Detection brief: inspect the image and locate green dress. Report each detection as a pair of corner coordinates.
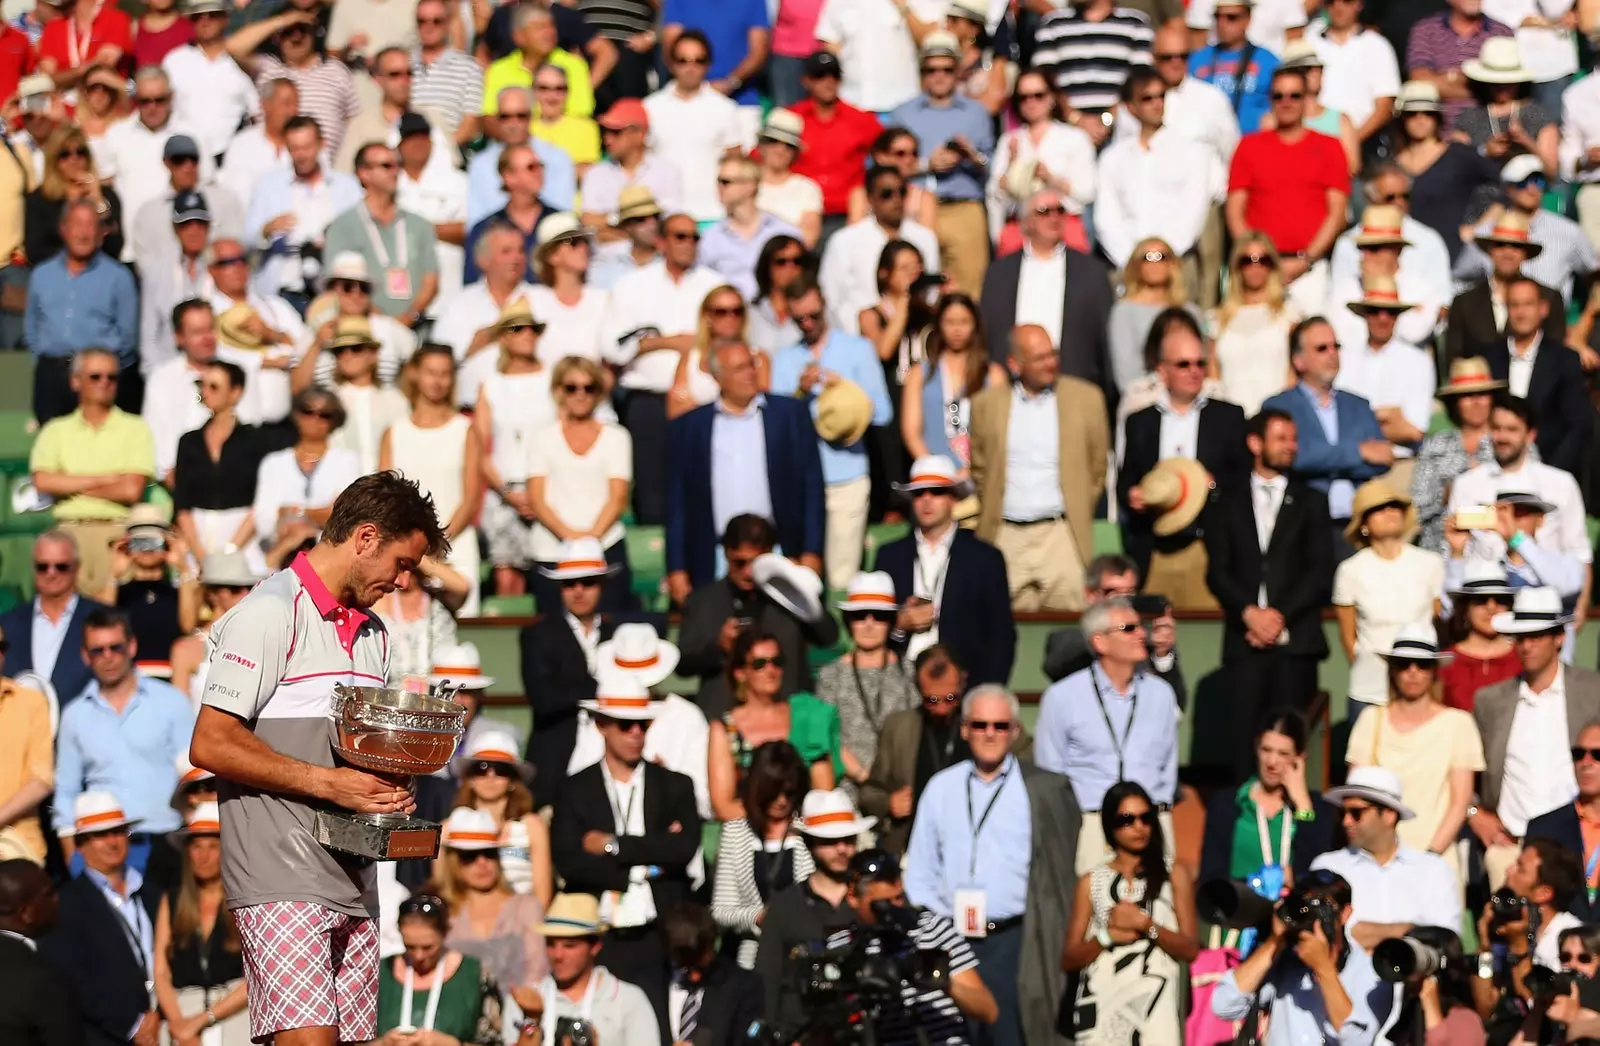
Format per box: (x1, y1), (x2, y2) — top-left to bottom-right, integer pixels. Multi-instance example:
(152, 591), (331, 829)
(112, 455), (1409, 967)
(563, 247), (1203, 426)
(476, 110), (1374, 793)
(725, 692), (846, 779)
(377, 953), (503, 1045)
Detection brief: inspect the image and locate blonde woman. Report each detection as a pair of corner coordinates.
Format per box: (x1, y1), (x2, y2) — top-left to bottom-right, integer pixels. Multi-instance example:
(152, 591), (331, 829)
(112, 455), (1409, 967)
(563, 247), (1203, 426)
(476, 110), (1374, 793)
(1346, 622), (1486, 889)
(381, 345), (484, 615)
(25, 124), (122, 263)
(1109, 238), (1200, 395)
(669, 285), (762, 421)
(527, 213), (608, 364)
(1210, 233), (1300, 415)
(452, 729), (554, 907)
(525, 355), (634, 615)
(473, 299), (558, 596)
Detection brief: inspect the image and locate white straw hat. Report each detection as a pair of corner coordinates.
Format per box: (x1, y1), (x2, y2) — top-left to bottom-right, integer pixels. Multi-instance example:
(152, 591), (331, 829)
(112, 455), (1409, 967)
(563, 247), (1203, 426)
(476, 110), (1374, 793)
(440, 807), (502, 851)
(579, 670), (661, 721)
(595, 623), (680, 689)
(1491, 586), (1572, 634)
(833, 571), (900, 613)
(64, 790), (143, 837)
(538, 537), (620, 581)
(798, 788), (877, 839)
(1323, 766), (1416, 821)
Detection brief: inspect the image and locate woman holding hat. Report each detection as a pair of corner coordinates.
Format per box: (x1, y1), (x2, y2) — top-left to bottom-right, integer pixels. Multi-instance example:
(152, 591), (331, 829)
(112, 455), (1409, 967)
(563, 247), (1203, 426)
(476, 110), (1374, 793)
(1412, 357), (1508, 551)
(1454, 38), (1557, 198)
(1438, 561), (1521, 711)
(376, 893), (504, 1046)
(1345, 622), (1486, 887)
(474, 300), (557, 596)
(669, 285), (762, 421)
(1333, 481), (1446, 719)
(453, 729), (554, 907)
(1389, 82), (1500, 262)
(708, 627), (845, 821)
(1209, 232), (1298, 416)
(429, 807), (549, 1012)
(986, 68), (1095, 251)
(815, 572), (920, 792)
(711, 741), (814, 969)
(755, 111), (822, 246)
(77, 65), (130, 147)
(153, 802), (249, 1045)
(528, 213), (608, 364)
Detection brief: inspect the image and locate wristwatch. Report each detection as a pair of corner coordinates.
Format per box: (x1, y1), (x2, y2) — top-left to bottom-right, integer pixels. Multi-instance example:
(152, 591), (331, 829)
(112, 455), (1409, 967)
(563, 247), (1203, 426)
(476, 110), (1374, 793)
(205, 1010), (218, 1028)
(602, 836), (620, 858)
(1145, 923), (1160, 941)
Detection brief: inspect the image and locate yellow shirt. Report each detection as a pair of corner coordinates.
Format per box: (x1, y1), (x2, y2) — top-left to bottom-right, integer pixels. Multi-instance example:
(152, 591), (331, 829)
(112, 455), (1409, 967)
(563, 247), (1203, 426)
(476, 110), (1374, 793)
(0, 138), (37, 264)
(29, 406), (156, 521)
(482, 49), (594, 119)
(0, 680), (53, 862)
(531, 114), (602, 166)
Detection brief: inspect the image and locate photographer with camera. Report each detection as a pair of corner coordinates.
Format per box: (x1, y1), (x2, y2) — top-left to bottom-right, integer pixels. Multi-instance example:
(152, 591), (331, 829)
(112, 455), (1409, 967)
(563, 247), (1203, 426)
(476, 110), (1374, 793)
(823, 849), (998, 1046)
(1370, 927), (1488, 1045)
(1480, 838), (1585, 1000)
(1506, 925), (1600, 1046)
(532, 894), (660, 1046)
(1211, 869), (1402, 1045)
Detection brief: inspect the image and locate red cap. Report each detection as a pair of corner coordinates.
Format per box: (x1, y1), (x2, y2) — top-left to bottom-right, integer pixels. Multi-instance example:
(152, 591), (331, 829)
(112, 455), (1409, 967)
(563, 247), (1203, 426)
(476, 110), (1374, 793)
(598, 99), (649, 132)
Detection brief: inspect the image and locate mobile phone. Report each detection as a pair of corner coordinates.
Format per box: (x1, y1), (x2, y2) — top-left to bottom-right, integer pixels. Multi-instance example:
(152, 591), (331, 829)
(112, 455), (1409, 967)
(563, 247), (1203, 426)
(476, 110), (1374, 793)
(910, 273), (948, 295)
(127, 534), (166, 554)
(1455, 504), (1496, 530)
(1130, 594), (1170, 618)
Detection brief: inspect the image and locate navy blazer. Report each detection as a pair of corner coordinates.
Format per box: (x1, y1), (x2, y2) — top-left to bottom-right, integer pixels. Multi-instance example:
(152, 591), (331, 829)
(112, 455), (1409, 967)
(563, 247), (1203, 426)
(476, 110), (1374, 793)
(666, 395), (825, 587)
(40, 875), (158, 1046)
(1525, 802), (1600, 923)
(875, 529), (1016, 687)
(0, 596), (109, 709)
(1260, 385), (1385, 507)
(1478, 336), (1592, 476)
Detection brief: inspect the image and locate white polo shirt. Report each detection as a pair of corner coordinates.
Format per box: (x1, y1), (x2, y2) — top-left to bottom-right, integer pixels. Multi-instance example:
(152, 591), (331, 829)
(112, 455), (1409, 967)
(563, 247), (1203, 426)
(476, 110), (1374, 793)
(815, 0), (950, 113)
(642, 83), (747, 222)
(1310, 844), (1462, 934)
(163, 44), (261, 160)
(601, 260), (727, 393)
(399, 165), (468, 316)
(1308, 24), (1402, 130)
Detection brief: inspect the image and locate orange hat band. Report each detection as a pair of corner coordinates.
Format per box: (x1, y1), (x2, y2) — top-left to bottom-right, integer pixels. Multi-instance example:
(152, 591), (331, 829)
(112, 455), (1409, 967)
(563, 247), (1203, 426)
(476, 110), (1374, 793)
(614, 654), (660, 670)
(557, 559), (608, 573)
(432, 665), (482, 676)
(846, 592), (895, 603)
(1364, 290), (1401, 303)
(471, 749), (519, 764)
(1449, 373), (1492, 385)
(181, 768), (212, 784)
(1361, 225), (1404, 237)
(1489, 226), (1529, 242)
(909, 474), (956, 487)
(597, 696), (652, 708)
(186, 819), (221, 834)
(805, 810), (858, 826)
(446, 831), (501, 844)
(77, 809), (129, 831)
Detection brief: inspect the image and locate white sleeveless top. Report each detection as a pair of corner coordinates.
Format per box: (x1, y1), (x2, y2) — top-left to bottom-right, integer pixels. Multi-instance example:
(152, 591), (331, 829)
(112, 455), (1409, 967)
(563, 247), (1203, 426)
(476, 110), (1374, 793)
(388, 414), (472, 523)
(500, 816), (534, 896)
(483, 370), (559, 483)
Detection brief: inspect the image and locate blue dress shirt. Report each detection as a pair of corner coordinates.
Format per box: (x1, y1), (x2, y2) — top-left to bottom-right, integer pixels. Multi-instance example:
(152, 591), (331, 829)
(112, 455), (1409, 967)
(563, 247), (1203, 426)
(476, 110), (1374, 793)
(1033, 662), (1179, 810)
(25, 253), (138, 363)
(710, 394), (774, 538)
(770, 331), (894, 486)
(54, 677), (196, 833)
(887, 94), (995, 203)
(698, 213), (802, 301)
(904, 755), (1032, 921)
(467, 139), (576, 226)
(1211, 933), (1400, 1045)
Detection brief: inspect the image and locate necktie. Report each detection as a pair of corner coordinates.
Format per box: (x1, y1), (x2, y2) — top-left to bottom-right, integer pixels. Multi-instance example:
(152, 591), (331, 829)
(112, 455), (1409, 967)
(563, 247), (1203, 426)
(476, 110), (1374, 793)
(679, 988), (703, 1042)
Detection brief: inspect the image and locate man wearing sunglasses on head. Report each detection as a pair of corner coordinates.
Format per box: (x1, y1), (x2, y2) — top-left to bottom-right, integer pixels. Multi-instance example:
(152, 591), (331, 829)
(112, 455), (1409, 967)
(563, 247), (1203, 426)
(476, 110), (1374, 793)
(1525, 722), (1600, 923)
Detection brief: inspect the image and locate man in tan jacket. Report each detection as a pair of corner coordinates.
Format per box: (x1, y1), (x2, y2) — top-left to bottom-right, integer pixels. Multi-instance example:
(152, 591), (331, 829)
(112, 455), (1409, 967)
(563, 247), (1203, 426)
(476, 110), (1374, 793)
(969, 324), (1109, 611)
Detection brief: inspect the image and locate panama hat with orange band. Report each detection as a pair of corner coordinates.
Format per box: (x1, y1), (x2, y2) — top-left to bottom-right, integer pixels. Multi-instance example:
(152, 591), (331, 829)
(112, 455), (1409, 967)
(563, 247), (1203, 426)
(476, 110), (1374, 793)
(579, 670), (660, 721)
(595, 622), (679, 689)
(798, 788), (877, 839)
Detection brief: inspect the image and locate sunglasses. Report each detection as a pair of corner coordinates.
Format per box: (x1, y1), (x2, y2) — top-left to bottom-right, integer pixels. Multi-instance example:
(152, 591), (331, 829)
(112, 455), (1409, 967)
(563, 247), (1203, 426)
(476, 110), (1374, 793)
(875, 187), (908, 200)
(536, 83), (568, 93)
(332, 279), (370, 293)
(1137, 93), (1166, 104)
(967, 719), (1013, 733)
(1513, 176), (1549, 189)
(885, 147), (919, 158)
(1380, 191), (1412, 203)
(923, 692), (961, 705)
(1153, 51), (1189, 61)
(1341, 803), (1376, 820)
(180, 777), (214, 794)
(417, 15), (447, 24)
(1034, 204), (1066, 216)
(748, 655), (785, 670)
(1389, 658), (1434, 672)
(168, 155), (199, 166)
(792, 310), (825, 324)
(60, 146), (90, 159)
(365, 160), (399, 171)
(136, 94), (172, 105)
(1239, 253), (1272, 267)
(213, 255), (248, 267)
(913, 486), (953, 499)
(1271, 91), (1304, 101)
(34, 561), (72, 574)
(451, 848), (498, 863)
(1564, 951), (1595, 964)
(709, 305), (746, 318)
(1142, 249), (1168, 262)
(667, 230), (700, 242)
(500, 110), (532, 120)
(1306, 341), (1339, 354)
(1572, 747), (1600, 763)
(469, 760), (515, 778)
(1101, 622), (1141, 634)
(1017, 90), (1050, 101)
(381, 68), (413, 79)
(503, 323), (539, 335)
(675, 53), (710, 65)
(597, 717), (648, 733)
(847, 610), (895, 624)
(87, 642), (128, 658)
(400, 893), (447, 915)
(1467, 594), (1510, 607)
(1165, 358), (1203, 370)
(921, 65), (958, 75)
(1114, 810), (1159, 828)
(83, 372), (119, 383)
(562, 382), (597, 395)
(298, 408), (336, 421)
(560, 577), (601, 589)
(772, 254), (805, 268)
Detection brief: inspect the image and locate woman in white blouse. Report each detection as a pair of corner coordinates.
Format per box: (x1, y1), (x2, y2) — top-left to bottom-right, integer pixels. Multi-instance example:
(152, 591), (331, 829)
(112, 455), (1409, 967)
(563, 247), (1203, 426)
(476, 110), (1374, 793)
(987, 69), (1096, 252)
(250, 387), (363, 569)
(1210, 233), (1300, 416)
(755, 110), (823, 248)
(525, 356), (634, 615)
(474, 299), (561, 598)
(324, 321), (410, 474)
(381, 345), (485, 616)
(526, 213), (608, 365)
(669, 285), (757, 420)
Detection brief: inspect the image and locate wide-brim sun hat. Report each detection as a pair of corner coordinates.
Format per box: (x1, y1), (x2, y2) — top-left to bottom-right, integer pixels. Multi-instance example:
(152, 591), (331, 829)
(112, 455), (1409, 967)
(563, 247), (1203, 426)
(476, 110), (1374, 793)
(65, 791), (144, 837)
(1448, 559), (1517, 598)
(1495, 489), (1557, 515)
(538, 537), (621, 581)
(892, 454), (975, 499)
(1491, 585), (1573, 634)
(1436, 356), (1506, 398)
(1352, 205), (1411, 249)
(753, 553), (825, 624)
(1348, 275), (1417, 315)
(428, 641), (496, 690)
(579, 669), (661, 721)
(1344, 480), (1416, 546)
(536, 893), (606, 937)
(454, 727), (533, 781)
(166, 800), (222, 847)
(1324, 766), (1416, 821)
(1378, 620), (1452, 664)
(595, 622), (680, 689)
(834, 570), (900, 614)
(1463, 37), (1531, 84)
(815, 379), (873, 447)
(759, 108), (804, 149)
(440, 806), (502, 851)
(1476, 208), (1544, 259)
(799, 788), (877, 839)
(1139, 457), (1211, 537)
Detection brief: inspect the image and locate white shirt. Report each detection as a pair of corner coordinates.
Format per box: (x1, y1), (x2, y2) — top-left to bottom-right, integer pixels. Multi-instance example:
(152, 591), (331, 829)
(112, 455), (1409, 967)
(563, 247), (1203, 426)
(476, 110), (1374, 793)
(1537, 910), (1585, 969)
(528, 285), (609, 363)
(220, 127), (290, 209)
(818, 217), (941, 335)
(1560, 75), (1600, 182)
(31, 594), (78, 682)
(1331, 336), (1436, 458)
(1155, 392), (1205, 462)
(1448, 459), (1592, 564)
(1331, 545), (1447, 703)
(602, 261), (727, 392)
(210, 289), (310, 425)
(1115, 75), (1241, 167)
(144, 356), (213, 477)
(567, 612), (602, 676)
(1309, 845), (1462, 935)
(986, 121), (1097, 236)
(1325, 271), (1442, 360)
(162, 43), (260, 160)
(1500, 666), (1579, 836)
(814, 0), (948, 113)
(430, 279), (538, 406)
(1483, 0), (1578, 82)
(251, 446), (363, 549)
(1094, 127), (1224, 268)
(1252, 472), (1287, 605)
(757, 172), (824, 229)
(907, 522), (956, 661)
(398, 164), (468, 317)
(1328, 215), (1454, 307)
(99, 116), (216, 262)
(1014, 246), (1067, 344)
(1307, 25), (1402, 130)
(1508, 333), (1540, 399)
(1187, 0), (1307, 54)
(568, 694), (712, 820)
(643, 84), (747, 222)
(1001, 384), (1064, 521)
(597, 758), (657, 928)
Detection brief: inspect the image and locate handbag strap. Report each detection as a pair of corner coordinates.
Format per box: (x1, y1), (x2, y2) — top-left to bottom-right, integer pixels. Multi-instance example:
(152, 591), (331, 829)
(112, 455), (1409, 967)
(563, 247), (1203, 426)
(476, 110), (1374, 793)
(1228, 44), (1258, 115)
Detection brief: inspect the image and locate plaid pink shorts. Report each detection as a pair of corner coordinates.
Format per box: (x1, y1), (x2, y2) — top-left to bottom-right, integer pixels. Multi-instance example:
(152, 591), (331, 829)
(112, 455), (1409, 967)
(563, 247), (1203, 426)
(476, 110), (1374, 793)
(234, 900), (378, 1044)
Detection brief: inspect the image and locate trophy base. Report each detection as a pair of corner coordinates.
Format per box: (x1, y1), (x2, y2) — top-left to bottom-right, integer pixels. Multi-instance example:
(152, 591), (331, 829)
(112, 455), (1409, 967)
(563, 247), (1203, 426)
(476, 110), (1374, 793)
(314, 810), (442, 860)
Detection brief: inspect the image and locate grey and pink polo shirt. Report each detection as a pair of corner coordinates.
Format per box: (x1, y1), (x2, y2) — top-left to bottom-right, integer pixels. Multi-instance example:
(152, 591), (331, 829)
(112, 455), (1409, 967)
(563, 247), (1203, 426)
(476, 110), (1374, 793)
(202, 552), (391, 918)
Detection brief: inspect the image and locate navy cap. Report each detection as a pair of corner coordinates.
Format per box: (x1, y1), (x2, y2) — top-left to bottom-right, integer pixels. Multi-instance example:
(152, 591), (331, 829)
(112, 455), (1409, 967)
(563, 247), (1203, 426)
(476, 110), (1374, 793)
(172, 190), (211, 224)
(803, 51), (842, 79)
(397, 111), (431, 139)
(163, 134), (201, 161)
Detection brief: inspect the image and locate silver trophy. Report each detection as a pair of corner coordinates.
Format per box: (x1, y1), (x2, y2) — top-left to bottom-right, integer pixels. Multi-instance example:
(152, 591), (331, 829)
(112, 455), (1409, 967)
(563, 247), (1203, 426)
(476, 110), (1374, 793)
(313, 681), (466, 860)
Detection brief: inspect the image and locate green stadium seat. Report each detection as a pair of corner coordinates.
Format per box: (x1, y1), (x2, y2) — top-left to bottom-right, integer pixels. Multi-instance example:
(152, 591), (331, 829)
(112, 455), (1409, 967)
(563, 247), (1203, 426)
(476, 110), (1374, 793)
(481, 594), (534, 618)
(626, 524), (666, 610)
(1092, 519), (1123, 555)
(0, 411), (34, 461)
(864, 521), (909, 568)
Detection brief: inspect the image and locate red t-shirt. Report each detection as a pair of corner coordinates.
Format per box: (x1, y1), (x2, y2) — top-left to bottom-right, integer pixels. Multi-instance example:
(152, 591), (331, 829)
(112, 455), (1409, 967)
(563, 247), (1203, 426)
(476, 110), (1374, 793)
(1438, 646), (1522, 712)
(132, 17), (195, 69)
(37, 6), (133, 75)
(0, 26), (34, 107)
(1227, 129), (1350, 255)
(789, 98), (882, 218)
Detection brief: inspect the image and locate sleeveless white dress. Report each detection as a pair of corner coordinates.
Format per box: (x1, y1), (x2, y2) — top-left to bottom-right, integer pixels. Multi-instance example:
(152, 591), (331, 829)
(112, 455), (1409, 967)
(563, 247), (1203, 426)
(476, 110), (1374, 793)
(388, 414), (480, 616)
(1074, 864), (1182, 1046)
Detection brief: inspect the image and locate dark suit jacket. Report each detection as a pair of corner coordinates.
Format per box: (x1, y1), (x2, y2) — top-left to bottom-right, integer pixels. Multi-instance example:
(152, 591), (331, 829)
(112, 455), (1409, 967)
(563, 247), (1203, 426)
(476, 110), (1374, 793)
(1203, 478), (1333, 661)
(687, 959), (764, 1046)
(1445, 279), (1566, 365)
(1259, 386), (1385, 504)
(1474, 667), (1600, 815)
(0, 934), (85, 1046)
(978, 246), (1114, 391)
(520, 614), (622, 803)
(676, 579), (838, 721)
(1525, 802), (1600, 923)
(39, 876), (156, 1046)
(665, 395), (824, 587)
(0, 597), (109, 708)
(874, 529), (1015, 688)
(1478, 333), (1592, 475)
(1117, 398), (1250, 579)
(550, 761), (703, 915)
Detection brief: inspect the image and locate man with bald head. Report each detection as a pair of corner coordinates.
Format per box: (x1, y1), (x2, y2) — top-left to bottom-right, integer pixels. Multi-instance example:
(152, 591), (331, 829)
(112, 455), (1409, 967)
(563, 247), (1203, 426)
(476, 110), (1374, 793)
(968, 325), (1109, 611)
(0, 858), (83, 1044)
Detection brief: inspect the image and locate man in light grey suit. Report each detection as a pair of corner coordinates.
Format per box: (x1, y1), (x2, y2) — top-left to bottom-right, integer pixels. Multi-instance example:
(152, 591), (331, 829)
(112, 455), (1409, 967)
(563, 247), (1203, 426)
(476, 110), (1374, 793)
(1470, 586), (1600, 889)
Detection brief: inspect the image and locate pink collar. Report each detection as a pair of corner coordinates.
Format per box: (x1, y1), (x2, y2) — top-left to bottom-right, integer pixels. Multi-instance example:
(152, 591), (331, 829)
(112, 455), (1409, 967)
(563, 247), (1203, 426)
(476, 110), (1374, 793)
(290, 552), (369, 650)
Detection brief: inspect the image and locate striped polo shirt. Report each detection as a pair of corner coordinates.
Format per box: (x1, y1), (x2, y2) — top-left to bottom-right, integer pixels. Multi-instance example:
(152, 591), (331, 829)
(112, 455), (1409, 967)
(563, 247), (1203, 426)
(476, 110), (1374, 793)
(826, 909), (978, 1046)
(1032, 5), (1154, 114)
(203, 552), (391, 918)
(253, 54), (362, 158)
(577, 0), (655, 42)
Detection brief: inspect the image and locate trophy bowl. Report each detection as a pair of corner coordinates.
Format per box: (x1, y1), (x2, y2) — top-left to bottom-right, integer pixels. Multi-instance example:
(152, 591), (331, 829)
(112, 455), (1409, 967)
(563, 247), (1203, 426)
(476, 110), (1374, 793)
(329, 683), (467, 777)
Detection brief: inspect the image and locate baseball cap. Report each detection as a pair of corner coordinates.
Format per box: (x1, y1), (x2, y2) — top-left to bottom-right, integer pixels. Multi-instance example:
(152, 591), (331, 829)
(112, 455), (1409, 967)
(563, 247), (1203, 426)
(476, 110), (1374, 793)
(397, 111), (431, 139)
(803, 51), (842, 79)
(1500, 154), (1545, 184)
(163, 134), (201, 161)
(172, 191), (211, 224)
(597, 99), (649, 132)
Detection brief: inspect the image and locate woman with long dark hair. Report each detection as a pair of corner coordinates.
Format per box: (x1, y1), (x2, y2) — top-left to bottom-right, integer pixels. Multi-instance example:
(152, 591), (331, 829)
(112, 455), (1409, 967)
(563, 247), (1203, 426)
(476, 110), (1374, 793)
(1438, 562), (1519, 712)
(1389, 82), (1500, 262)
(899, 293), (1007, 468)
(153, 803), (249, 1045)
(747, 235), (812, 356)
(1064, 781), (1197, 1045)
(710, 741), (814, 968)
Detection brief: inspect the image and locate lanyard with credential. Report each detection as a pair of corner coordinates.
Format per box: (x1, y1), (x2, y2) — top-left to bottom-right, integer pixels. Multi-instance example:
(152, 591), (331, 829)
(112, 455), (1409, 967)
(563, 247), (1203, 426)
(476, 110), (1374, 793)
(400, 961), (445, 1031)
(1089, 669), (1138, 782)
(360, 205), (408, 270)
(606, 774), (638, 836)
(1255, 800), (1293, 869)
(966, 767), (1010, 879)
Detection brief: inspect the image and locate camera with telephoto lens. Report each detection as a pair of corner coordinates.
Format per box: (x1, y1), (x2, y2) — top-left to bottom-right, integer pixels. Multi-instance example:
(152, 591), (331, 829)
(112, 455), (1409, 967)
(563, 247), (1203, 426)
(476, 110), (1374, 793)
(1374, 936), (1456, 983)
(554, 1017), (595, 1046)
(1489, 887), (1527, 926)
